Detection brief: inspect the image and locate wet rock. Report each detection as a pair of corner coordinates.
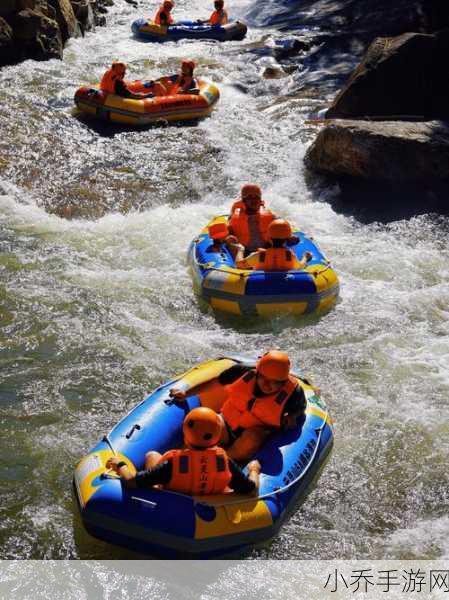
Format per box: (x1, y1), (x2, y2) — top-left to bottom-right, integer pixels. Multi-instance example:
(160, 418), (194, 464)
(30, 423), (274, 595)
(0, 0), (112, 66)
(305, 119), (449, 183)
(326, 30), (449, 120)
(262, 65), (288, 79)
(272, 37), (312, 60)
(0, 1), (18, 17)
(0, 17), (15, 66)
(47, 0), (78, 42)
(71, 0), (95, 33)
(13, 8), (62, 58)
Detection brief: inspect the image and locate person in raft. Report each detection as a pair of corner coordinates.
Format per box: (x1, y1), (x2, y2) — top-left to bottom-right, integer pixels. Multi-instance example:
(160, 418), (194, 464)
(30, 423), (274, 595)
(106, 407), (261, 495)
(235, 219), (313, 271)
(170, 351), (307, 463)
(197, 0), (229, 25)
(207, 222), (241, 259)
(153, 0), (175, 26)
(164, 59), (199, 95)
(100, 62), (160, 99)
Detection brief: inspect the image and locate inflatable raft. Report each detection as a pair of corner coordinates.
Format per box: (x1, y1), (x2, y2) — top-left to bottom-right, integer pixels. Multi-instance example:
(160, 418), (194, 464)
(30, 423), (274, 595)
(131, 19), (247, 42)
(188, 216), (340, 317)
(74, 78), (219, 126)
(74, 356), (333, 558)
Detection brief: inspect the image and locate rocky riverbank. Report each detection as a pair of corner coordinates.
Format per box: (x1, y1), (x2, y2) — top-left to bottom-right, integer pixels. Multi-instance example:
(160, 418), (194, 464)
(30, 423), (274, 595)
(304, 1), (449, 216)
(0, 0), (114, 67)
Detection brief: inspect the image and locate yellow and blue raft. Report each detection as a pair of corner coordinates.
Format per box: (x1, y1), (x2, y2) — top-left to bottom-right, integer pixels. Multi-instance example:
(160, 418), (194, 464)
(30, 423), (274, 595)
(188, 216), (340, 317)
(73, 356), (333, 558)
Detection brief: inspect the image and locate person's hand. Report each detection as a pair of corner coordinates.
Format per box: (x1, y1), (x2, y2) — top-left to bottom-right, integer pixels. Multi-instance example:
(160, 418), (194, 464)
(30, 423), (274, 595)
(106, 457), (120, 472)
(226, 237), (244, 252)
(247, 460), (261, 474)
(287, 235), (299, 245)
(282, 414), (298, 429)
(169, 388), (187, 402)
(304, 251), (313, 262)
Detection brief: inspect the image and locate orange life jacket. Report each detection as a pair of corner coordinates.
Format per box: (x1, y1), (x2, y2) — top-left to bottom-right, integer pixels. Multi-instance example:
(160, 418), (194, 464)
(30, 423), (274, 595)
(158, 447), (232, 495)
(168, 74), (195, 95)
(230, 199), (266, 213)
(222, 370), (298, 430)
(228, 207), (275, 249)
(255, 247), (302, 271)
(154, 6), (174, 25)
(100, 69), (121, 94)
(209, 9), (228, 25)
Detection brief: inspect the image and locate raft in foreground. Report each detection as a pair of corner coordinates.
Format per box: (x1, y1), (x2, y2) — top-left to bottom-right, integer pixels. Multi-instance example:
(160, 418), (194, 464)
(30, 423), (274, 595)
(131, 19), (247, 42)
(74, 78), (220, 126)
(188, 216), (340, 317)
(74, 356), (333, 558)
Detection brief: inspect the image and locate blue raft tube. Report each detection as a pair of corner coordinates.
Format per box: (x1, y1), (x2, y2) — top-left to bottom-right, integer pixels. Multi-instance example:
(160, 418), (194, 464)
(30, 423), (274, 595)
(131, 19), (247, 42)
(73, 356), (333, 558)
(188, 216), (340, 317)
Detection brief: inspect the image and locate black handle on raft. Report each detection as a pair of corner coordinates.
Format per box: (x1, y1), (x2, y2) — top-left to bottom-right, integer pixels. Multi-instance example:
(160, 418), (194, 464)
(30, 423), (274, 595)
(125, 424), (141, 439)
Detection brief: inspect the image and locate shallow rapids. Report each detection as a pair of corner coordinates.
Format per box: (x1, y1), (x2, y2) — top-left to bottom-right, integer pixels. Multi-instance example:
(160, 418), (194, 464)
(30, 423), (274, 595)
(0, 0), (448, 560)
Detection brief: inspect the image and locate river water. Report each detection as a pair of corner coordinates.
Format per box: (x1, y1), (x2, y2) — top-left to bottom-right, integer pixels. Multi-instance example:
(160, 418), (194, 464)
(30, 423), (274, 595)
(0, 0), (448, 561)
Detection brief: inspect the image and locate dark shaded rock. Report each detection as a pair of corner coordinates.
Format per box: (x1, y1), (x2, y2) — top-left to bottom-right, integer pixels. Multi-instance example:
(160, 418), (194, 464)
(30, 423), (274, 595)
(305, 120), (449, 182)
(0, 16), (15, 66)
(326, 30), (449, 120)
(47, 0), (78, 42)
(13, 8), (62, 59)
(71, 0), (94, 33)
(0, 1), (18, 17)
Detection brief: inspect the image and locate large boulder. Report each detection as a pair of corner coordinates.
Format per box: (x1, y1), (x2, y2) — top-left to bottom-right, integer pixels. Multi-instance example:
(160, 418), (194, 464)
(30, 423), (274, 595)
(326, 30), (449, 120)
(0, 16), (15, 66)
(47, 0), (78, 41)
(12, 8), (62, 59)
(305, 120), (449, 182)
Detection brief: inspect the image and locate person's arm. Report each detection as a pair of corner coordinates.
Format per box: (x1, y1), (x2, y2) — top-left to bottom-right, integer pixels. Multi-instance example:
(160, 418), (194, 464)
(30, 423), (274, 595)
(281, 386), (307, 429)
(236, 250), (261, 269)
(229, 459), (261, 494)
(295, 250), (313, 270)
(106, 457), (172, 488)
(115, 79), (153, 100)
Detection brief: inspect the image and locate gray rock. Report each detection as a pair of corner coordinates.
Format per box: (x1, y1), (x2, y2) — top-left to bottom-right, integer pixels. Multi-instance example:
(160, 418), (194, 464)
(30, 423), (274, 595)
(305, 119), (449, 182)
(326, 30), (449, 120)
(47, 0), (77, 42)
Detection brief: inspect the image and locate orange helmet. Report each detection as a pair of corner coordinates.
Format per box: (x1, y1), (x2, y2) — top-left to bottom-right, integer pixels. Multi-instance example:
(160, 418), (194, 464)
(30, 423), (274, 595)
(209, 222), (229, 240)
(256, 351), (291, 381)
(163, 0), (174, 7)
(181, 59), (196, 74)
(111, 61), (126, 75)
(268, 219), (292, 240)
(241, 184), (261, 201)
(183, 407), (222, 448)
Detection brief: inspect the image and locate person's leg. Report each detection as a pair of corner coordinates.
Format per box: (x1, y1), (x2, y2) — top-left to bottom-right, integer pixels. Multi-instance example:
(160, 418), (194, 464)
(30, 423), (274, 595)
(144, 451), (162, 469)
(226, 427), (271, 463)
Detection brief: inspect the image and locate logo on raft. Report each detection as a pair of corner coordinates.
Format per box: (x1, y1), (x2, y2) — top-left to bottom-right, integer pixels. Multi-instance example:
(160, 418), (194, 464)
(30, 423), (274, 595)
(282, 439), (317, 485)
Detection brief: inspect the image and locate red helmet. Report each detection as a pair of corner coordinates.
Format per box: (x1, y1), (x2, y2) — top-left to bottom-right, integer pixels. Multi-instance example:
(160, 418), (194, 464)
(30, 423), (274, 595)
(241, 183), (262, 202)
(209, 222), (229, 240)
(256, 351), (291, 381)
(183, 407), (222, 448)
(268, 219), (292, 240)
